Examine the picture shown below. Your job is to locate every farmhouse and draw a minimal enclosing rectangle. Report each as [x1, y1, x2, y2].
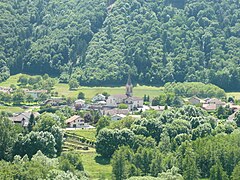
[74, 99, 85, 110]
[44, 97, 64, 106]
[111, 114, 126, 121]
[10, 112, 40, 127]
[66, 115, 90, 128]
[188, 96, 204, 105]
[206, 98, 225, 107]
[106, 94, 127, 107]
[103, 108, 129, 116]
[92, 94, 106, 102]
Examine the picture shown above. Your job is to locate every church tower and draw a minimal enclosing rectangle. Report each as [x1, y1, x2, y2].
[126, 75, 133, 97]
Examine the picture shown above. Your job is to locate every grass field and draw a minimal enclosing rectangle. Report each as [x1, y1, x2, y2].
[226, 92, 240, 99]
[0, 74, 164, 99]
[65, 128, 111, 179]
[0, 106, 24, 113]
[81, 152, 112, 179]
[2, 74, 239, 101]
[0, 74, 21, 86]
[54, 83, 163, 99]
[67, 129, 97, 141]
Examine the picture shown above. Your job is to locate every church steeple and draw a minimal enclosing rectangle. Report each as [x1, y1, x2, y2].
[126, 75, 133, 97]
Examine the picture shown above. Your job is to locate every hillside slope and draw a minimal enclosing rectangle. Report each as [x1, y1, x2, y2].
[1, 0, 240, 90]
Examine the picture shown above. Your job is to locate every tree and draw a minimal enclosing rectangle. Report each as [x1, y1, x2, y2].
[13, 131, 56, 158]
[96, 128, 135, 158]
[150, 152, 164, 177]
[77, 92, 85, 99]
[27, 113, 35, 132]
[0, 117, 17, 160]
[12, 90, 25, 105]
[182, 147, 199, 180]
[84, 113, 92, 123]
[26, 94, 34, 103]
[10, 84, 17, 90]
[43, 74, 49, 80]
[134, 147, 153, 175]
[68, 78, 79, 90]
[158, 130, 171, 153]
[158, 166, 184, 180]
[217, 106, 225, 119]
[118, 103, 128, 109]
[210, 161, 229, 180]
[34, 113, 63, 156]
[96, 116, 110, 135]
[18, 75, 28, 86]
[102, 92, 110, 98]
[234, 112, 240, 127]
[60, 151, 84, 171]
[112, 147, 128, 180]
[232, 162, 240, 180]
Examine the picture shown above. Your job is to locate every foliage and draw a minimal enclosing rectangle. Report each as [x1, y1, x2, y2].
[1, 0, 240, 90]
[18, 74, 56, 91]
[0, 117, 18, 161]
[164, 82, 226, 98]
[152, 92, 183, 107]
[13, 131, 56, 158]
[0, 151, 87, 179]
[118, 103, 129, 109]
[78, 92, 85, 99]
[209, 161, 229, 180]
[69, 78, 79, 90]
[34, 113, 63, 156]
[96, 128, 135, 158]
[96, 116, 111, 135]
[232, 162, 240, 180]
[233, 111, 240, 127]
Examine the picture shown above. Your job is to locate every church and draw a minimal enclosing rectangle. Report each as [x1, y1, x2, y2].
[106, 76, 143, 110]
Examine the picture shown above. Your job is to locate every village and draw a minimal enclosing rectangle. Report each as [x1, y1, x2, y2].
[0, 75, 239, 130]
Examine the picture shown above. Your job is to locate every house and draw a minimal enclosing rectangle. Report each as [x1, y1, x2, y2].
[66, 115, 89, 128]
[92, 94, 106, 102]
[44, 97, 64, 106]
[202, 104, 217, 111]
[106, 94, 127, 107]
[24, 89, 48, 99]
[10, 112, 40, 127]
[102, 108, 129, 116]
[205, 98, 225, 108]
[97, 101, 107, 105]
[188, 96, 204, 105]
[74, 99, 85, 110]
[0, 87, 12, 94]
[125, 96, 143, 110]
[111, 114, 126, 121]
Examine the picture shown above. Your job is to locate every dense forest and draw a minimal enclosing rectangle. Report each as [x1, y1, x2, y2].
[1, 0, 240, 90]
[96, 105, 240, 179]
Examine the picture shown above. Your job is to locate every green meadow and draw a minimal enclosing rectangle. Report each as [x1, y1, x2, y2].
[0, 74, 164, 99]
[55, 83, 163, 99]
[81, 152, 112, 179]
[0, 74, 240, 101]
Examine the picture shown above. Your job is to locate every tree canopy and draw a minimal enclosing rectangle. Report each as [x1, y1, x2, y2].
[1, 0, 240, 91]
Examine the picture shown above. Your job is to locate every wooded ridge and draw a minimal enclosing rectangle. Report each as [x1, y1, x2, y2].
[1, 0, 240, 90]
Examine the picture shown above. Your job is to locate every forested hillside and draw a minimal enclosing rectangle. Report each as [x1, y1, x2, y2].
[1, 0, 240, 90]
[1, 0, 108, 76]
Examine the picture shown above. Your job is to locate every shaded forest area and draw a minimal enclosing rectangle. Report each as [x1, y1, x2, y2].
[1, 0, 240, 90]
